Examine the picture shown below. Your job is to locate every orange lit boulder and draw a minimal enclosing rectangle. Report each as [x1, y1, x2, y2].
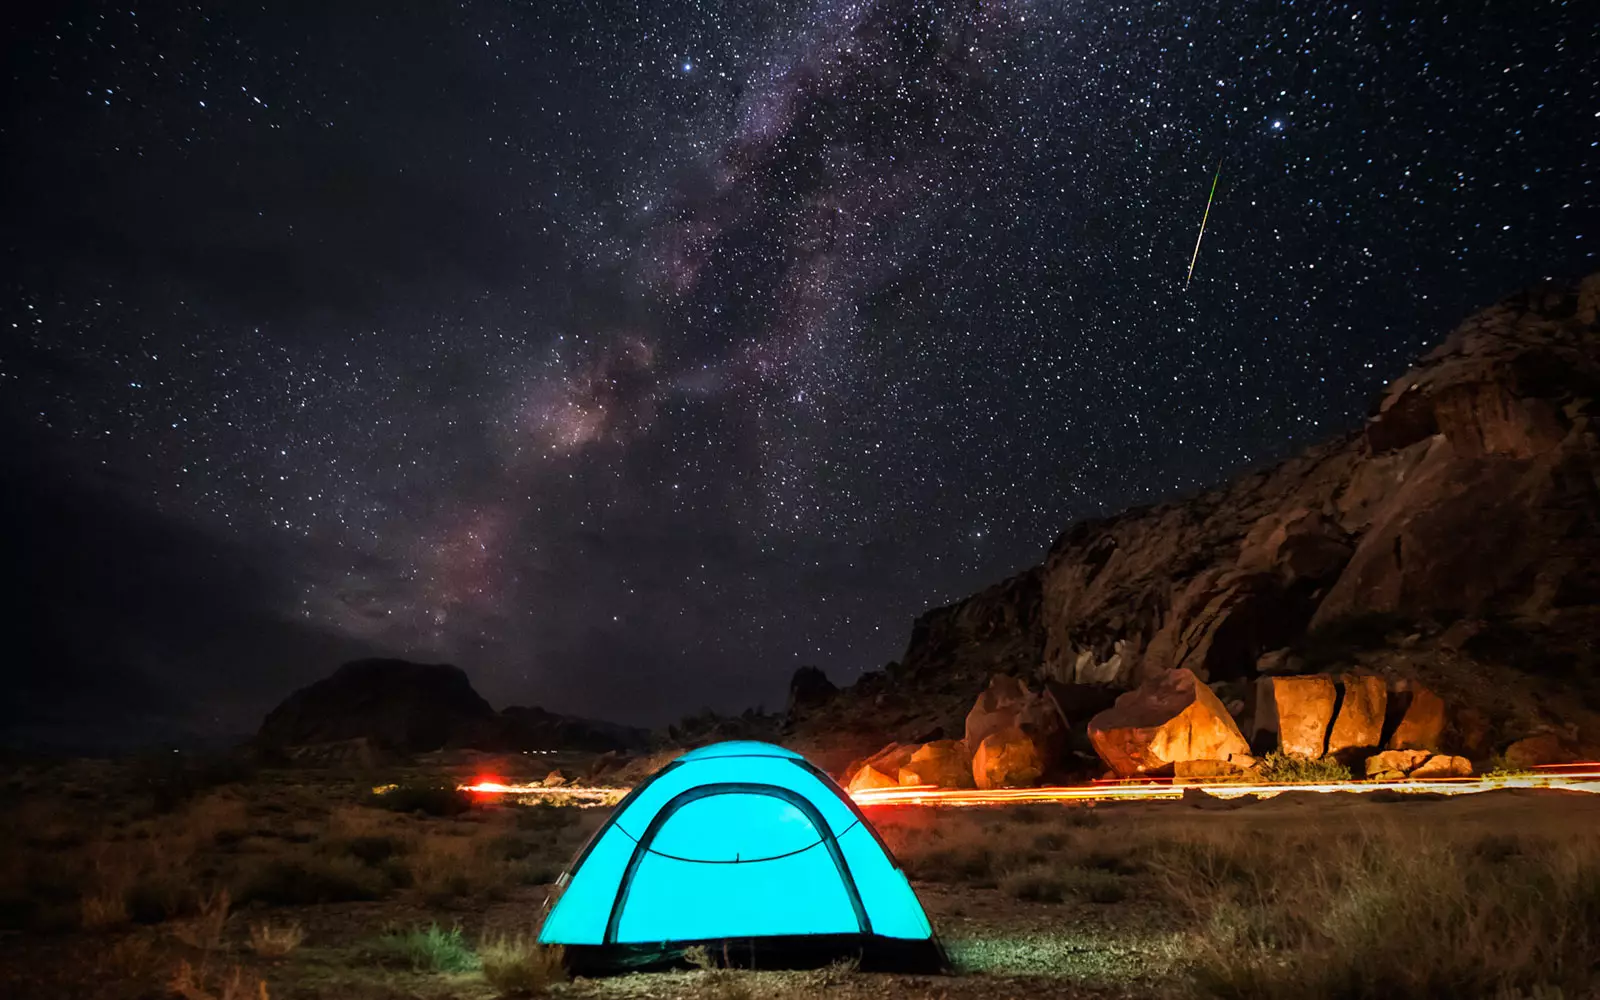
[845, 765, 900, 794]
[897, 740, 975, 789]
[1502, 733, 1580, 769]
[973, 727, 1044, 789]
[1087, 668, 1251, 777]
[965, 675, 1068, 764]
[1409, 754, 1472, 779]
[1387, 685, 1447, 750]
[1326, 674, 1387, 757]
[1364, 749, 1431, 779]
[1256, 675, 1337, 758]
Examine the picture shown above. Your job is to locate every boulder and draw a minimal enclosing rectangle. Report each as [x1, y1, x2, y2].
[787, 666, 838, 717]
[1326, 675, 1387, 757]
[541, 769, 569, 787]
[896, 740, 975, 789]
[845, 765, 900, 794]
[973, 727, 1044, 789]
[1256, 675, 1337, 758]
[1409, 754, 1473, 779]
[1386, 685, 1448, 751]
[965, 675, 1068, 765]
[1087, 668, 1251, 777]
[1364, 749, 1432, 780]
[1502, 733, 1580, 769]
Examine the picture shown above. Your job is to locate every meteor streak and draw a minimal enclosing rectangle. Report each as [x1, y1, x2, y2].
[1185, 158, 1223, 289]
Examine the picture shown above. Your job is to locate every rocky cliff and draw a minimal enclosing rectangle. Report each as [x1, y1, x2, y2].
[796, 273, 1600, 763]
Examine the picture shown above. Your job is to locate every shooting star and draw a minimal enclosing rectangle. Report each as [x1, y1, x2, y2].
[1185, 159, 1223, 290]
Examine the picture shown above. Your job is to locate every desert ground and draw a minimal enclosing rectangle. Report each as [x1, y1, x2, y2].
[3, 752, 1598, 1000]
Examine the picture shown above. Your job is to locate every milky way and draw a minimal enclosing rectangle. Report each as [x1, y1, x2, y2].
[2, 1, 1594, 739]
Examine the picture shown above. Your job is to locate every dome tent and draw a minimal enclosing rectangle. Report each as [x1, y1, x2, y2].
[537, 741, 946, 974]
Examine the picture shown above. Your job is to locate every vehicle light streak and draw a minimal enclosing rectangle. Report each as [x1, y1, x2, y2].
[456, 764, 1600, 810]
[847, 764, 1600, 808]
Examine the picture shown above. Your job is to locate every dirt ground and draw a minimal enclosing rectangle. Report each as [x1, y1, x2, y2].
[2, 754, 1598, 1000]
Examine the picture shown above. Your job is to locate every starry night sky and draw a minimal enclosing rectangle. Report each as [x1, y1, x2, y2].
[2, 1, 1595, 746]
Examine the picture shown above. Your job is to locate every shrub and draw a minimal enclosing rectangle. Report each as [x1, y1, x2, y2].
[81, 887, 131, 930]
[514, 803, 578, 832]
[169, 960, 270, 1000]
[479, 933, 567, 994]
[1254, 751, 1352, 783]
[248, 921, 306, 958]
[131, 752, 257, 814]
[171, 888, 231, 951]
[1001, 863, 1129, 904]
[368, 923, 478, 973]
[329, 834, 406, 866]
[235, 856, 390, 906]
[366, 784, 471, 817]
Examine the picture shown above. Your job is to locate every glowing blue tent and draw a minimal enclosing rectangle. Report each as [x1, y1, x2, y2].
[537, 741, 946, 974]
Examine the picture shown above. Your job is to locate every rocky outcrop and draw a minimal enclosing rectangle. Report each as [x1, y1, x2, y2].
[258, 659, 646, 756]
[258, 660, 497, 754]
[1087, 668, 1251, 777]
[828, 273, 1600, 771]
[787, 666, 838, 718]
[495, 705, 648, 754]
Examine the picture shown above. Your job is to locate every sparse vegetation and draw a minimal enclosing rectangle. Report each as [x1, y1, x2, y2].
[368, 922, 478, 973]
[1161, 827, 1600, 999]
[366, 782, 472, 816]
[1254, 751, 1354, 783]
[247, 920, 305, 958]
[478, 933, 567, 994]
[5, 754, 1600, 1000]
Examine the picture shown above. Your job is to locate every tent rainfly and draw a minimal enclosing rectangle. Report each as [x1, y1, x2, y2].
[536, 741, 947, 974]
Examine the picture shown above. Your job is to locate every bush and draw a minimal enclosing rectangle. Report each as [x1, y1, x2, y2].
[1001, 863, 1129, 904]
[235, 856, 391, 906]
[368, 923, 477, 972]
[366, 784, 471, 817]
[248, 920, 306, 958]
[129, 752, 257, 814]
[329, 834, 406, 865]
[479, 933, 566, 994]
[1254, 752, 1352, 783]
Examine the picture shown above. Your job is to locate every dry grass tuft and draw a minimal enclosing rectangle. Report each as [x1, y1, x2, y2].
[170, 960, 270, 1000]
[247, 920, 306, 958]
[171, 888, 230, 951]
[1161, 825, 1600, 999]
[81, 885, 131, 930]
[478, 933, 567, 995]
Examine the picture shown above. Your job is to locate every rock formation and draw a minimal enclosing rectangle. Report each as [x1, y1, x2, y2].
[804, 273, 1600, 776]
[1087, 668, 1250, 777]
[973, 728, 1043, 789]
[258, 659, 647, 756]
[1326, 675, 1387, 758]
[897, 740, 974, 789]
